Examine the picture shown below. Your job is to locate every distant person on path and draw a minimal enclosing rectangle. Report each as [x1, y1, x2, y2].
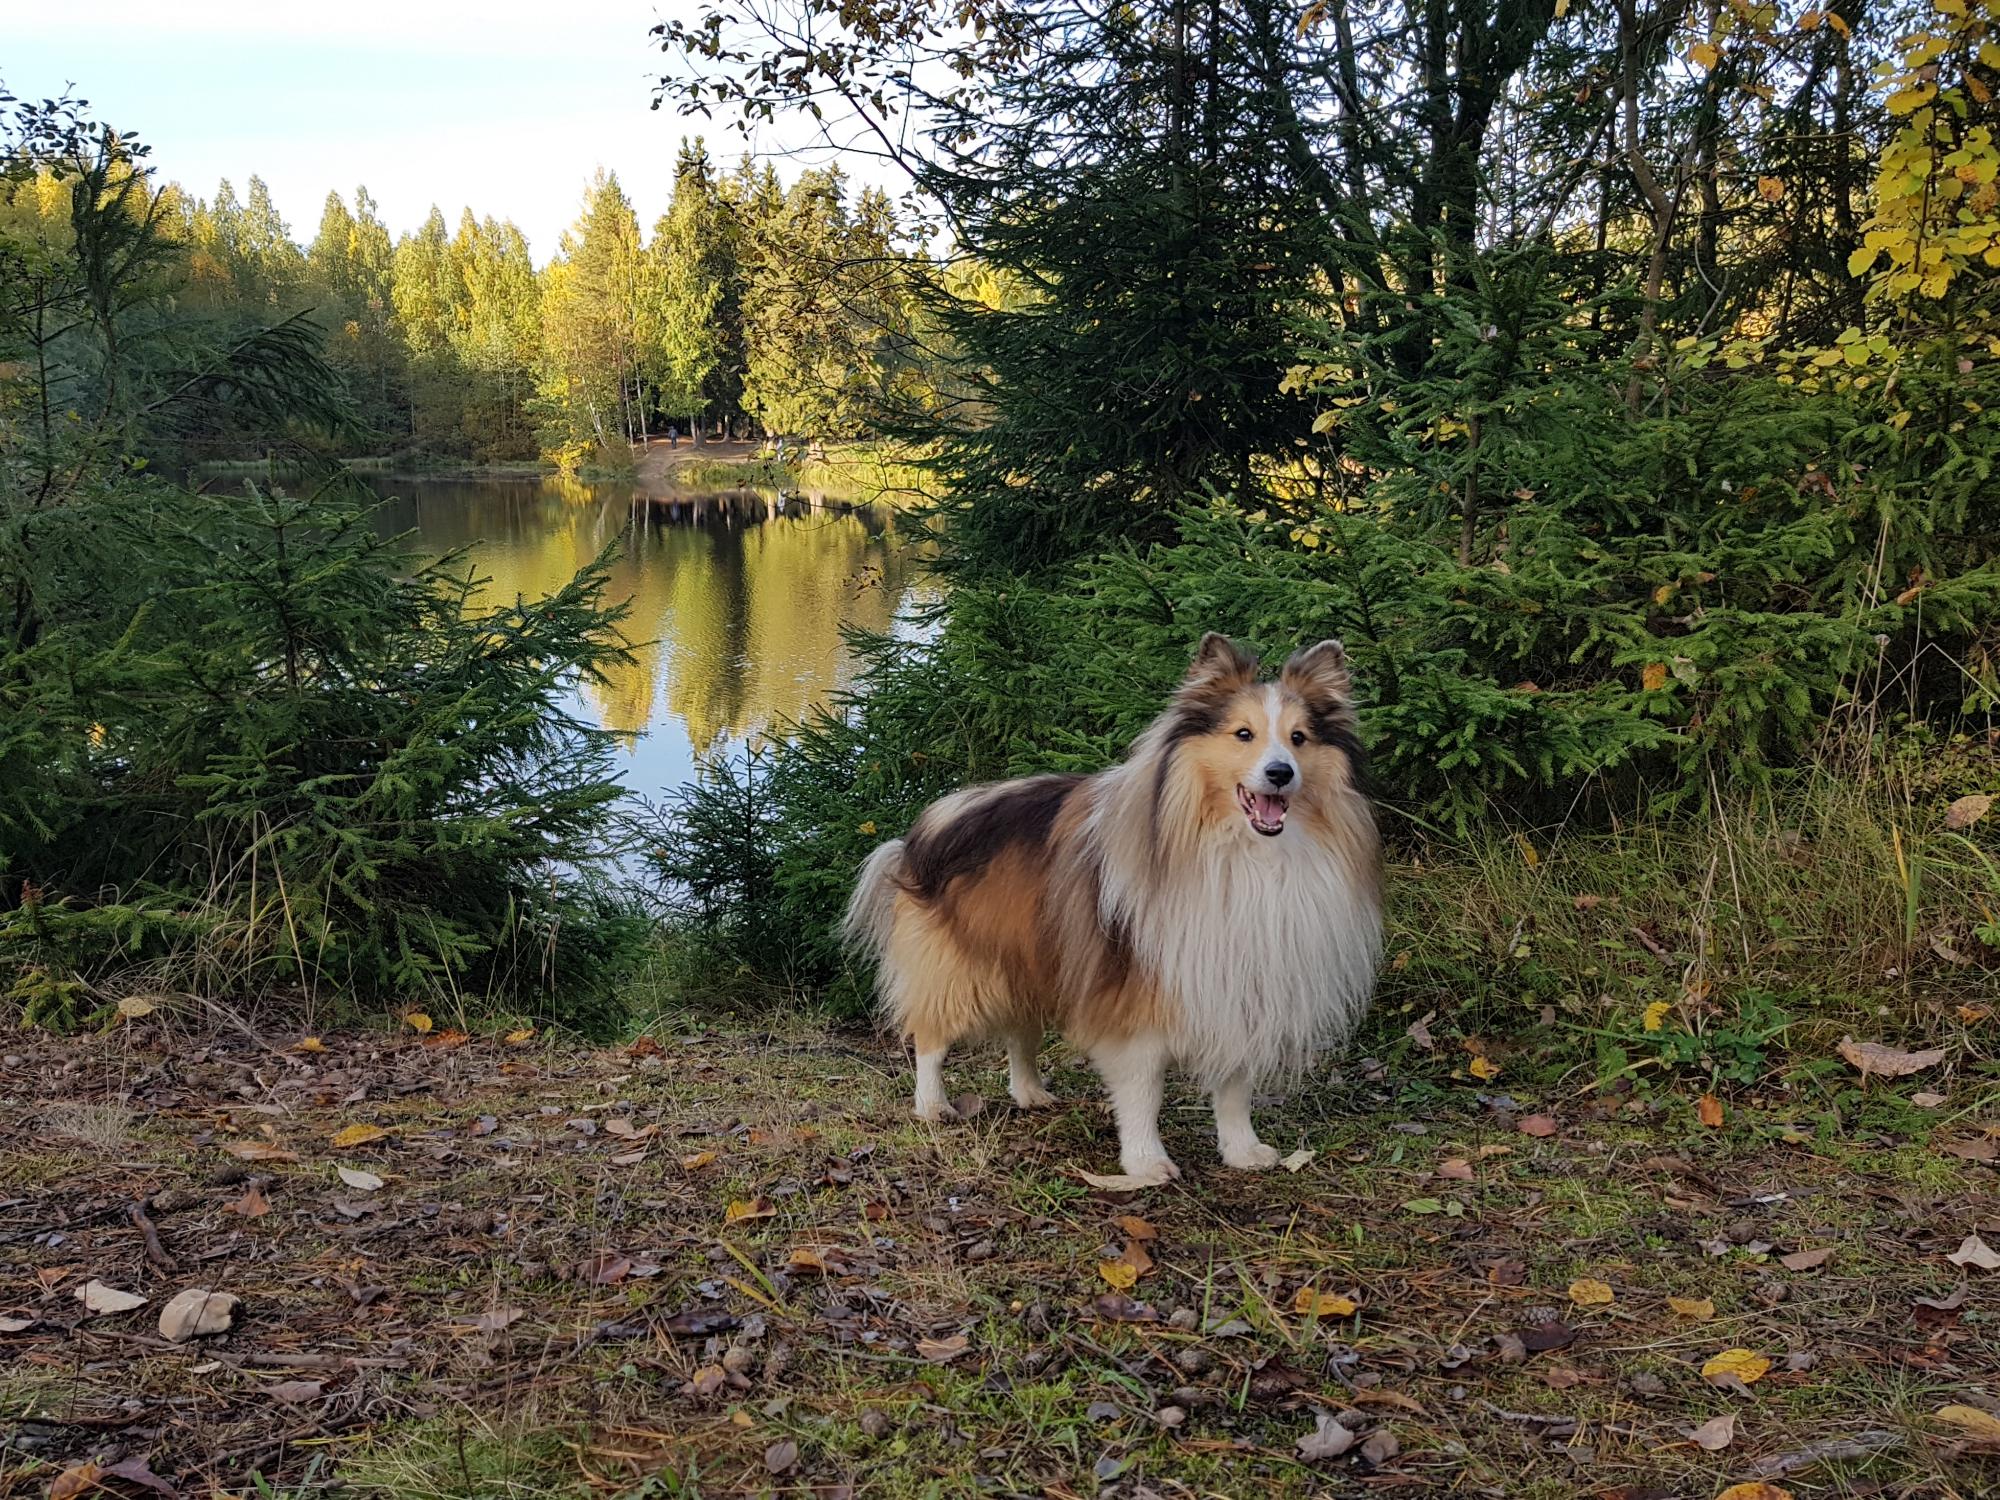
[775, 435, 786, 461]
[667, 423, 678, 450]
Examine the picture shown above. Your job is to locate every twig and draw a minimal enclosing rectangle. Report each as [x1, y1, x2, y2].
[130, 1200, 175, 1273]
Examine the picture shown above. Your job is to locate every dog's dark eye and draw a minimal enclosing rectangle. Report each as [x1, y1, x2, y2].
[1290, 730, 1307, 746]
[1234, 727, 1253, 741]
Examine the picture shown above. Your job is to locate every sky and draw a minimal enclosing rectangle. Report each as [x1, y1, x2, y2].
[3, 0, 896, 260]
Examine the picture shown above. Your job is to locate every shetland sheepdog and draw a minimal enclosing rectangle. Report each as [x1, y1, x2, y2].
[843, 633, 1381, 1183]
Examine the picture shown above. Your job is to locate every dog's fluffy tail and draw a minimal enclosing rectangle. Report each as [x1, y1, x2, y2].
[842, 838, 906, 962]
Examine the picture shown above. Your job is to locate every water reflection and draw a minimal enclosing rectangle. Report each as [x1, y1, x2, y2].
[367, 474, 925, 799]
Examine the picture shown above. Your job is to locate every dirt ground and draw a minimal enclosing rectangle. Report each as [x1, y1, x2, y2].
[1, 1019, 1995, 1498]
[631, 438, 767, 490]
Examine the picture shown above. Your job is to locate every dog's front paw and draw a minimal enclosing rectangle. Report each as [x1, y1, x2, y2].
[1010, 1081, 1059, 1109]
[1220, 1140, 1282, 1171]
[913, 1099, 955, 1124]
[1119, 1153, 1182, 1185]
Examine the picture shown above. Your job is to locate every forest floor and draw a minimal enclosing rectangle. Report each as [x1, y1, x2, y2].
[1, 1019, 1995, 1500]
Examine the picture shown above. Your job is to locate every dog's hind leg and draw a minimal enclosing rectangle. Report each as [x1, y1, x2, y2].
[1212, 1071, 1280, 1169]
[1005, 1028, 1057, 1109]
[1090, 1034, 1179, 1182]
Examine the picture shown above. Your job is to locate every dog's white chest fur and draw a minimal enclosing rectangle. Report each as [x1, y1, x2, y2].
[1104, 832, 1380, 1085]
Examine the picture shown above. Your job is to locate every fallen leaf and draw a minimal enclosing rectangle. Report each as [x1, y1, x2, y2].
[116, 996, 156, 1020]
[1077, 1167, 1173, 1191]
[1113, 1214, 1157, 1240]
[679, 1151, 717, 1170]
[75, 1280, 148, 1315]
[572, 1252, 634, 1285]
[1945, 1234, 1999, 1271]
[1943, 793, 1992, 831]
[504, 1028, 536, 1045]
[603, 1118, 656, 1141]
[1698, 1093, 1725, 1128]
[293, 1036, 326, 1053]
[221, 1140, 298, 1163]
[1280, 1147, 1316, 1172]
[1293, 1287, 1358, 1317]
[1941, 1136, 1996, 1163]
[1691, 1411, 1738, 1451]
[1716, 1485, 1793, 1500]
[1912, 1091, 1947, 1108]
[1298, 1411, 1358, 1461]
[1097, 1258, 1139, 1290]
[336, 1166, 384, 1192]
[1468, 1054, 1501, 1080]
[1703, 1348, 1771, 1385]
[663, 1305, 738, 1337]
[1406, 1012, 1435, 1050]
[1090, 1292, 1159, 1322]
[48, 1464, 104, 1500]
[764, 1439, 799, 1475]
[404, 1012, 433, 1034]
[915, 1332, 969, 1362]
[1779, 1248, 1832, 1272]
[1667, 1295, 1716, 1320]
[1360, 1428, 1400, 1464]
[1517, 1319, 1576, 1352]
[0, 1314, 35, 1332]
[1487, 1258, 1527, 1286]
[626, 1035, 663, 1058]
[227, 1183, 269, 1217]
[465, 1307, 524, 1334]
[1568, 1277, 1615, 1307]
[261, 1380, 324, 1403]
[1836, 1036, 1946, 1078]
[158, 1288, 239, 1342]
[1438, 1157, 1474, 1180]
[1936, 1403, 2000, 1441]
[724, 1197, 776, 1224]
[1642, 660, 1669, 691]
[1959, 1003, 1991, 1024]
[329, 1123, 389, 1149]
[1519, 1114, 1559, 1137]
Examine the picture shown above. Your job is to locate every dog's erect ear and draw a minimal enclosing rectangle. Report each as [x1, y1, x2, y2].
[1280, 638, 1352, 698]
[1185, 632, 1259, 686]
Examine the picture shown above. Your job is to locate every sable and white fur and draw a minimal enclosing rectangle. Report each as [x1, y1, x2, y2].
[843, 634, 1381, 1182]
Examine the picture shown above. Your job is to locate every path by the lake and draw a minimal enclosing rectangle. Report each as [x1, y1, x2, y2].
[632, 436, 766, 491]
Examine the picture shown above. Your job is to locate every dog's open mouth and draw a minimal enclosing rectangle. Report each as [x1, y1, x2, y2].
[1236, 785, 1289, 836]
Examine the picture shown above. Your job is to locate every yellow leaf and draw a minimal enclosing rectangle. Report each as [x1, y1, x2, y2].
[1936, 1404, 2000, 1441]
[404, 1013, 434, 1034]
[1568, 1278, 1615, 1306]
[116, 996, 156, 1020]
[504, 1028, 535, 1045]
[724, 1197, 776, 1223]
[329, 1124, 389, 1149]
[1702, 1348, 1772, 1384]
[1826, 9, 1847, 32]
[680, 1150, 717, 1170]
[1667, 1295, 1715, 1320]
[1516, 833, 1539, 868]
[294, 1036, 326, 1053]
[1642, 661, 1668, 692]
[1555, 0, 1568, 13]
[1698, 1093, 1725, 1128]
[1653, 583, 1676, 605]
[1469, 1054, 1501, 1081]
[1690, 41, 1719, 68]
[1716, 1486, 1794, 1500]
[1642, 1001, 1673, 1033]
[1098, 1258, 1139, 1289]
[857, 820, 877, 835]
[1293, 1287, 1359, 1317]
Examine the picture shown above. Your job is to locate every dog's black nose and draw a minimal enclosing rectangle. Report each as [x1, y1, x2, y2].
[1264, 762, 1294, 787]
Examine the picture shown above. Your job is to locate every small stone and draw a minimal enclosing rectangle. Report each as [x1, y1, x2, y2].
[1154, 1404, 1187, 1428]
[158, 1288, 240, 1342]
[1173, 1347, 1214, 1374]
[1167, 1306, 1199, 1331]
[858, 1408, 891, 1439]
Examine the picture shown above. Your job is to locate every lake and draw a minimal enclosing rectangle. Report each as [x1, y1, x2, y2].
[366, 474, 928, 802]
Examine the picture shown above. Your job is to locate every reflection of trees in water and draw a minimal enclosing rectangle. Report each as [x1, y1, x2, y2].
[379, 477, 916, 757]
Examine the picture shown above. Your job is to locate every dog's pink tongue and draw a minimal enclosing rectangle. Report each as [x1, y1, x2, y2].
[1253, 793, 1287, 824]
